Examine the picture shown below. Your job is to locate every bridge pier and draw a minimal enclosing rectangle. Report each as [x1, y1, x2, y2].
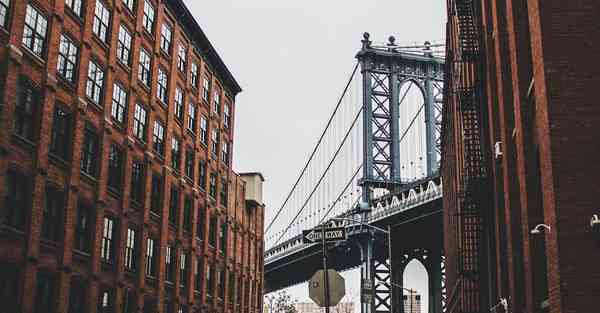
[358, 232, 375, 313]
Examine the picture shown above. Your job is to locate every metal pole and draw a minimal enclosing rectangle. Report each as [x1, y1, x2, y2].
[322, 224, 330, 313]
[388, 225, 394, 313]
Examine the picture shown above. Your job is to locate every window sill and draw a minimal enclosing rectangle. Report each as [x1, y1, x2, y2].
[40, 238, 60, 251]
[107, 187, 122, 199]
[92, 35, 111, 52]
[186, 129, 196, 139]
[64, 8, 85, 26]
[48, 153, 70, 169]
[137, 80, 151, 94]
[0, 224, 26, 238]
[73, 249, 91, 260]
[11, 133, 36, 151]
[116, 59, 131, 73]
[21, 46, 46, 68]
[56, 75, 77, 92]
[130, 200, 142, 210]
[150, 211, 161, 221]
[80, 171, 99, 186]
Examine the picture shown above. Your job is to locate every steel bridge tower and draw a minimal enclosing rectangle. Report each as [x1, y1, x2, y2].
[355, 33, 444, 313]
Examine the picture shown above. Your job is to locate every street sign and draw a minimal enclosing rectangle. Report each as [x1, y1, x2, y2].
[308, 269, 346, 307]
[302, 227, 347, 244]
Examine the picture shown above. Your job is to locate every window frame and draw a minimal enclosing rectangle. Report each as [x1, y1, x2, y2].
[65, 0, 83, 18]
[92, 0, 111, 43]
[142, 0, 155, 34]
[156, 67, 168, 104]
[57, 33, 79, 83]
[177, 44, 187, 72]
[13, 77, 39, 141]
[81, 125, 100, 177]
[101, 216, 116, 263]
[138, 47, 152, 87]
[171, 136, 181, 172]
[117, 24, 133, 65]
[187, 102, 197, 133]
[124, 227, 137, 271]
[42, 186, 63, 242]
[160, 22, 172, 54]
[107, 144, 124, 193]
[152, 120, 165, 157]
[130, 159, 145, 205]
[22, 4, 48, 57]
[86, 59, 105, 105]
[49, 103, 72, 160]
[133, 103, 148, 142]
[174, 87, 184, 122]
[111, 82, 128, 125]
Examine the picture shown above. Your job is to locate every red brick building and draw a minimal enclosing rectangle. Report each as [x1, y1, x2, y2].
[0, 0, 264, 313]
[442, 0, 600, 313]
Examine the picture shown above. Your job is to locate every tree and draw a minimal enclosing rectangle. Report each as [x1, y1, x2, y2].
[264, 290, 298, 313]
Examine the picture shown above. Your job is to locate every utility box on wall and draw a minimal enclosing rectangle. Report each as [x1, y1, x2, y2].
[240, 172, 265, 207]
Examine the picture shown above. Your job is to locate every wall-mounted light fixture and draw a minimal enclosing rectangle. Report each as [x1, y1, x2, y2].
[530, 224, 551, 235]
[490, 297, 508, 312]
[590, 214, 600, 230]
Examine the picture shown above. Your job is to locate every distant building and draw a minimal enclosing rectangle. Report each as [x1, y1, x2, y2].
[295, 302, 354, 313]
[403, 293, 422, 313]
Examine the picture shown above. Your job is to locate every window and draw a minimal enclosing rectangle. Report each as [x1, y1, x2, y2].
[14, 78, 39, 141]
[190, 62, 198, 88]
[168, 187, 179, 226]
[57, 34, 79, 82]
[122, 0, 135, 12]
[35, 273, 55, 313]
[125, 227, 137, 271]
[0, 263, 19, 313]
[107, 145, 123, 192]
[142, 0, 154, 33]
[150, 174, 163, 215]
[183, 196, 192, 232]
[171, 137, 181, 172]
[86, 60, 104, 104]
[145, 237, 158, 277]
[22, 4, 48, 56]
[180, 252, 188, 288]
[138, 47, 151, 86]
[81, 126, 99, 177]
[187, 103, 196, 132]
[42, 187, 63, 242]
[177, 44, 186, 72]
[196, 206, 204, 240]
[68, 278, 86, 313]
[98, 288, 113, 313]
[165, 245, 175, 282]
[198, 161, 207, 190]
[202, 77, 210, 102]
[184, 148, 194, 180]
[209, 172, 217, 199]
[133, 104, 148, 141]
[50, 104, 72, 160]
[200, 115, 208, 145]
[221, 141, 229, 165]
[217, 269, 224, 300]
[152, 120, 165, 156]
[93, 0, 111, 43]
[206, 263, 213, 298]
[74, 205, 92, 253]
[130, 160, 145, 205]
[101, 216, 116, 263]
[160, 23, 172, 53]
[228, 273, 236, 305]
[224, 102, 231, 128]
[178, 304, 187, 313]
[117, 25, 132, 65]
[194, 258, 202, 291]
[111, 83, 127, 125]
[220, 177, 228, 207]
[156, 67, 168, 103]
[219, 221, 227, 253]
[213, 92, 221, 114]
[174, 87, 184, 121]
[122, 289, 135, 313]
[211, 129, 219, 159]
[65, 0, 83, 17]
[208, 214, 217, 246]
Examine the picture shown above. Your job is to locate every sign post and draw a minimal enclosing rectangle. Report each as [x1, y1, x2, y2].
[302, 227, 347, 244]
[322, 224, 330, 313]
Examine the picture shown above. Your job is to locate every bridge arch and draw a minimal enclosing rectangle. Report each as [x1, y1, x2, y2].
[397, 78, 428, 182]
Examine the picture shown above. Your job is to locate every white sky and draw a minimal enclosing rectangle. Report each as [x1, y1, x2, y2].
[183, 0, 447, 311]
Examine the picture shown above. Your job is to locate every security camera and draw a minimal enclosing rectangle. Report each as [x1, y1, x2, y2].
[591, 214, 600, 230]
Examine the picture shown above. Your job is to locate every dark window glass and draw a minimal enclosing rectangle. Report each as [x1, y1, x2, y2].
[81, 127, 100, 177]
[98, 288, 114, 313]
[93, 0, 111, 42]
[179, 252, 188, 289]
[168, 187, 179, 227]
[174, 87, 184, 122]
[74, 204, 92, 253]
[209, 172, 217, 198]
[183, 196, 192, 232]
[0, 262, 19, 312]
[199, 115, 208, 145]
[221, 141, 229, 165]
[165, 245, 175, 282]
[220, 177, 228, 207]
[57, 34, 79, 82]
[2, 170, 31, 230]
[152, 120, 165, 156]
[185, 148, 194, 180]
[219, 221, 227, 254]
[133, 104, 147, 141]
[42, 187, 63, 242]
[68, 278, 86, 313]
[22, 5, 48, 56]
[125, 227, 137, 271]
[187, 103, 196, 132]
[14, 77, 39, 141]
[117, 25, 132, 65]
[157, 68, 168, 103]
[130, 160, 145, 205]
[111, 83, 128, 125]
[101, 216, 116, 263]
[196, 206, 204, 240]
[208, 215, 217, 247]
[198, 161, 207, 190]
[217, 268, 224, 300]
[211, 129, 219, 159]
[35, 273, 55, 313]
[50, 104, 72, 160]
[205, 263, 213, 298]
[123, 289, 136, 313]
[150, 174, 163, 215]
[228, 272, 235, 304]
[171, 137, 180, 172]
[145, 237, 157, 277]
[142, 0, 154, 33]
[86, 60, 104, 104]
[107, 145, 123, 193]
[194, 257, 202, 292]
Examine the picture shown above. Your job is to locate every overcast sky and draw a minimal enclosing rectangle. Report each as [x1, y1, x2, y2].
[184, 0, 446, 310]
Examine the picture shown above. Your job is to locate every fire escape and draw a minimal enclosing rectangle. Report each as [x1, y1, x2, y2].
[446, 0, 486, 312]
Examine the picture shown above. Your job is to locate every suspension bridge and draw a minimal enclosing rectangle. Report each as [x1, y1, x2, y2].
[263, 34, 446, 313]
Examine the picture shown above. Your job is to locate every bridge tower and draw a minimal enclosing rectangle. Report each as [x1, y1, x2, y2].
[356, 33, 444, 313]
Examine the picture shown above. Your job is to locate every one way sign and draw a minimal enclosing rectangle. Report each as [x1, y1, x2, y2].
[302, 227, 347, 244]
